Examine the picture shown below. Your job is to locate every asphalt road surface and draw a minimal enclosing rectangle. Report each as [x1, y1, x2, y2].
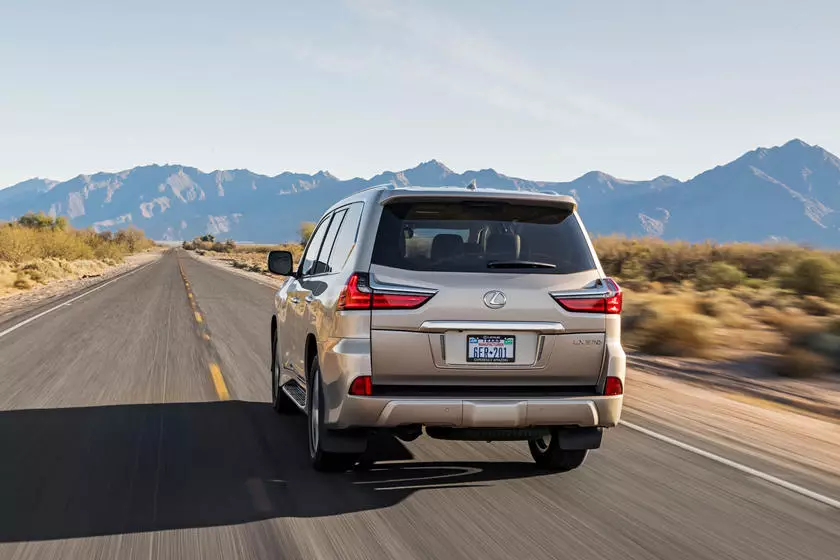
[0, 250, 838, 559]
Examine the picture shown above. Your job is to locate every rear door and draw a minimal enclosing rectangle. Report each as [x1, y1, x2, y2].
[286, 213, 334, 380]
[368, 197, 607, 388]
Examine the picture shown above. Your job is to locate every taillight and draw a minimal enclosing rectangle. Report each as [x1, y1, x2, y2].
[349, 376, 372, 396]
[337, 273, 434, 311]
[553, 278, 622, 315]
[337, 273, 372, 310]
[604, 376, 623, 396]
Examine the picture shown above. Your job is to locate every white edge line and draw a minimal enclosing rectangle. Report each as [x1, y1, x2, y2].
[0, 261, 157, 340]
[620, 420, 840, 510]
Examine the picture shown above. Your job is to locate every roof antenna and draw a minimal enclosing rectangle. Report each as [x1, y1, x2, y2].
[466, 179, 477, 191]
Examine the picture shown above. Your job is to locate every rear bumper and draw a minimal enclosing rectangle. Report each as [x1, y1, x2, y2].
[329, 394, 623, 429]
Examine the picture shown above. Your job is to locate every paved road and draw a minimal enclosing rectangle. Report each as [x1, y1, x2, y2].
[0, 250, 838, 559]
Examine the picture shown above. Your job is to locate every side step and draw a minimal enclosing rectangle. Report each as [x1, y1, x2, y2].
[281, 381, 307, 411]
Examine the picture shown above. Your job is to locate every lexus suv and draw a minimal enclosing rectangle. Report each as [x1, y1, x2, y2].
[268, 185, 625, 472]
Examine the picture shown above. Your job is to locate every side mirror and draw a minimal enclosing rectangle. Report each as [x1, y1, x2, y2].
[267, 250, 294, 275]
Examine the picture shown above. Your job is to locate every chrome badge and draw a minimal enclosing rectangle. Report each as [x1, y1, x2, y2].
[483, 290, 507, 309]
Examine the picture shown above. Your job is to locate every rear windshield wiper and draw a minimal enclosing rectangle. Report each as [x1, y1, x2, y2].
[487, 260, 557, 269]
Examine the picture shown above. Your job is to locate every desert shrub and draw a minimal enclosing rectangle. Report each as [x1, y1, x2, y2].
[17, 212, 67, 231]
[636, 313, 717, 357]
[593, 236, 831, 285]
[695, 262, 746, 291]
[0, 221, 153, 265]
[299, 222, 316, 246]
[798, 295, 840, 317]
[775, 347, 831, 378]
[693, 292, 751, 327]
[622, 296, 717, 357]
[780, 256, 840, 299]
[744, 278, 766, 290]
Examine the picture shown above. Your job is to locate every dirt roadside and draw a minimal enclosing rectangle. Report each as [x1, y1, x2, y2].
[625, 369, 840, 488]
[0, 250, 164, 320]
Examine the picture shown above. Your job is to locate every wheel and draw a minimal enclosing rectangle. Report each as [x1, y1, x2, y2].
[307, 357, 360, 472]
[528, 430, 589, 472]
[271, 330, 298, 414]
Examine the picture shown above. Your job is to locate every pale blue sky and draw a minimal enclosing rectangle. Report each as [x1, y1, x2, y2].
[1, 0, 838, 188]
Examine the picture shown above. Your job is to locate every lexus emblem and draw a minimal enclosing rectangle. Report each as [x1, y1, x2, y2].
[483, 290, 507, 309]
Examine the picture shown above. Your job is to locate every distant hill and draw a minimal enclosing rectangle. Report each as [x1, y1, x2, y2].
[2, 139, 839, 245]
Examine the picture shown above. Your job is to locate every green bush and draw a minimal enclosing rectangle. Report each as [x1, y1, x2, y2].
[780, 256, 840, 299]
[695, 262, 746, 291]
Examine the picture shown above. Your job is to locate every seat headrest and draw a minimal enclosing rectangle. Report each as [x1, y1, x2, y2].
[431, 234, 465, 263]
[485, 232, 520, 259]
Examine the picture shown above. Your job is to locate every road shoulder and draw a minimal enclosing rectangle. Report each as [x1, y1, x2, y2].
[0, 250, 163, 323]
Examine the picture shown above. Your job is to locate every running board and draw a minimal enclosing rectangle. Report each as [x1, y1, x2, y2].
[281, 381, 307, 410]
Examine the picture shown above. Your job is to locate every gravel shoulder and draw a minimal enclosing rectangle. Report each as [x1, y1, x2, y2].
[625, 367, 840, 494]
[187, 251, 284, 289]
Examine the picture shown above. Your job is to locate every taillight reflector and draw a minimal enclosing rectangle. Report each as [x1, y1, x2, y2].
[337, 273, 434, 311]
[604, 377, 623, 396]
[372, 293, 431, 309]
[349, 376, 372, 396]
[553, 278, 622, 315]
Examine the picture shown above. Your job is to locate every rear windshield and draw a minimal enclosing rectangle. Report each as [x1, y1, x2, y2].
[371, 200, 596, 274]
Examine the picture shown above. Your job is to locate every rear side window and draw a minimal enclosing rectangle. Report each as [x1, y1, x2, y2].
[327, 203, 363, 272]
[372, 200, 595, 274]
[312, 209, 346, 275]
[300, 215, 332, 276]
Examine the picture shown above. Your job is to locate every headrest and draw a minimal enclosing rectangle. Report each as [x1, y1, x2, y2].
[485, 232, 520, 259]
[431, 234, 465, 262]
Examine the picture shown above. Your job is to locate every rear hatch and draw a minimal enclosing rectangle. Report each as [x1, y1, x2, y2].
[368, 195, 608, 391]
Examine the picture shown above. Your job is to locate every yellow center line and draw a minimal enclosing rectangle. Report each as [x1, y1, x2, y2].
[194, 311, 203, 323]
[209, 363, 230, 400]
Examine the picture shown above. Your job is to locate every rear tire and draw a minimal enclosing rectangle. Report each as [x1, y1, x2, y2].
[528, 430, 589, 472]
[271, 331, 297, 415]
[307, 357, 360, 472]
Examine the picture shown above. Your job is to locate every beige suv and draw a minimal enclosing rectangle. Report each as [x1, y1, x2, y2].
[268, 185, 625, 472]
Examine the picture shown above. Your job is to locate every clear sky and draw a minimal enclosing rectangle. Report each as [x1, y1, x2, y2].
[1, 0, 838, 188]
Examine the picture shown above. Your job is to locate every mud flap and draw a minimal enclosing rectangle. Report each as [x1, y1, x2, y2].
[554, 427, 602, 450]
[320, 428, 369, 454]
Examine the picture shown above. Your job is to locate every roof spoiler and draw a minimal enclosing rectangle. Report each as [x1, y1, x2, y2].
[378, 189, 578, 211]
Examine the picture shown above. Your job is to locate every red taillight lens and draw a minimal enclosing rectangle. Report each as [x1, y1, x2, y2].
[604, 376, 623, 396]
[553, 278, 622, 315]
[337, 273, 372, 310]
[349, 376, 372, 396]
[337, 273, 434, 311]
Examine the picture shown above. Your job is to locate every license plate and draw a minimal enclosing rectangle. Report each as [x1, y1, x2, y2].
[467, 335, 515, 363]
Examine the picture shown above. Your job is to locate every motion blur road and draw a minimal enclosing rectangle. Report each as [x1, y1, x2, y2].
[0, 250, 838, 559]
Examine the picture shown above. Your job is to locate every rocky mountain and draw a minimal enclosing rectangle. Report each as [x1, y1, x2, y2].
[2, 139, 839, 245]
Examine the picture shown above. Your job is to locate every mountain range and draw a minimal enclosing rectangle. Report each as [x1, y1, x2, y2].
[2, 139, 840, 246]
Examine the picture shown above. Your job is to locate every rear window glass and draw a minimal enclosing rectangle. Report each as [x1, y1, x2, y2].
[371, 200, 596, 274]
